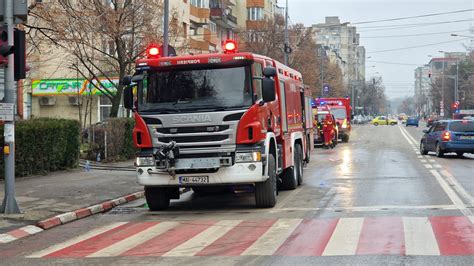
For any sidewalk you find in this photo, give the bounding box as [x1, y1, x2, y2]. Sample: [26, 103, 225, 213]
[0, 160, 141, 234]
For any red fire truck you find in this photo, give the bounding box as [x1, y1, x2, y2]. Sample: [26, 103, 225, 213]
[122, 41, 313, 210]
[314, 97, 352, 143]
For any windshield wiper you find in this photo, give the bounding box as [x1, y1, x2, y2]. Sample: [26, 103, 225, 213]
[140, 108, 180, 114]
[173, 99, 192, 105]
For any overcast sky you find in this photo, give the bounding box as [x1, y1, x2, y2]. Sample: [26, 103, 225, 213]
[287, 0, 473, 99]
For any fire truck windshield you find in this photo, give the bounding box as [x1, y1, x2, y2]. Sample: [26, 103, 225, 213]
[138, 66, 252, 113]
[330, 108, 347, 120]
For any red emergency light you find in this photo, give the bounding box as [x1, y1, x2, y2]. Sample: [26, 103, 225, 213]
[223, 40, 237, 54]
[146, 44, 160, 58]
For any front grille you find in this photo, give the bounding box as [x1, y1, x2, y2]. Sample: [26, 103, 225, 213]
[159, 135, 228, 143]
[157, 125, 229, 134]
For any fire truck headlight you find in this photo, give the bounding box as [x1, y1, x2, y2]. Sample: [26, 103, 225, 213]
[235, 151, 261, 163]
[136, 157, 155, 167]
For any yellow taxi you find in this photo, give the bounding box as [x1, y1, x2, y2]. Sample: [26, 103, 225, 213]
[371, 116, 398, 126]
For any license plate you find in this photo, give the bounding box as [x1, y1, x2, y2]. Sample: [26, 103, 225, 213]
[460, 136, 474, 140]
[179, 176, 209, 184]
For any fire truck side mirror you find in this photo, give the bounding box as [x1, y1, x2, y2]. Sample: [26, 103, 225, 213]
[262, 78, 276, 102]
[263, 67, 277, 77]
[121, 75, 132, 86]
[123, 86, 134, 110]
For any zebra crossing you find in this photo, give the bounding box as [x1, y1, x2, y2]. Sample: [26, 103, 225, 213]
[27, 216, 474, 258]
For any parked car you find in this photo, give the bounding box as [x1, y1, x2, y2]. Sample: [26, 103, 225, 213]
[406, 117, 419, 127]
[420, 120, 474, 157]
[371, 116, 398, 126]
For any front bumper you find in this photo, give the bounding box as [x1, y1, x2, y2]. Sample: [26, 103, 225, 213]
[136, 162, 265, 186]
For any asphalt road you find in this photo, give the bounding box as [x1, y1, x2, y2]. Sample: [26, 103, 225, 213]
[1, 123, 473, 265]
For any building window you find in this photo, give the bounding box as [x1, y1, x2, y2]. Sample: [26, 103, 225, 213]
[98, 95, 129, 122]
[190, 0, 208, 8]
[248, 7, 263, 21]
[209, 21, 217, 32]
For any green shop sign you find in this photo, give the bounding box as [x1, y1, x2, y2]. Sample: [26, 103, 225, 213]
[32, 78, 119, 96]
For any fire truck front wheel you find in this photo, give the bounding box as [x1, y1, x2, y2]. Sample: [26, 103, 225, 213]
[255, 154, 277, 208]
[145, 187, 170, 211]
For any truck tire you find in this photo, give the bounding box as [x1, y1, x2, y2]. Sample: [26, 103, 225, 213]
[145, 187, 170, 211]
[255, 154, 277, 208]
[295, 144, 304, 185]
[280, 144, 302, 190]
[342, 134, 349, 143]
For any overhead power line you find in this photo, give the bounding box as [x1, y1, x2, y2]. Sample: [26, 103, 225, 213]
[359, 19, 474, 32]
[367, 37, 471, 54]
[362, 30, 468, 38]
[351, 9, 474, 25]
[358, 19, 474, 29]
[366, 60, 422, 66]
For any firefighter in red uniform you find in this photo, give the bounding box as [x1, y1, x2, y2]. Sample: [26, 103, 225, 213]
[322, 114, 335, 149]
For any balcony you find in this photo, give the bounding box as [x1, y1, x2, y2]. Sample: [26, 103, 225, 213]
[190, 5, 210, 25]
[189, 37, 209, 52]
[246, 0, 265, 8]
[246, 20, 265, 30]
[210, 7, 238, 29]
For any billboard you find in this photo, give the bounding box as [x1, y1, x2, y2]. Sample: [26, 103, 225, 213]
[32, 78, 119, 96]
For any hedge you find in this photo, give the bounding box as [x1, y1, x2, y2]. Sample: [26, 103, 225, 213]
[85, 118, 135, 162]
[0, 118, 80, 178]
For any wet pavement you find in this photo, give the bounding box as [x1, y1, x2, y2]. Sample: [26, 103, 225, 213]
[1, 124, 473, 265]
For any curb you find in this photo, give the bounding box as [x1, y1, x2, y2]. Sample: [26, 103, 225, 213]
[0, 191, 144, 244]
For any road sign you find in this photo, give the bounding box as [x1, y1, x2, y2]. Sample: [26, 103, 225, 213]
[323, 85, 330, 93]
[0, 103, 14, 121]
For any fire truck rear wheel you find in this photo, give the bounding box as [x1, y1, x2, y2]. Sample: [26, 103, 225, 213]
[280, 144, 302, 190]
[255, 154, 277, 208]
[145, 187, 170, 211]
[342, 134, 349, 143]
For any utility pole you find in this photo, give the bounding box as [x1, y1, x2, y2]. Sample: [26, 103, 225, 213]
[455, 59, 459, 103]
[320, 47, 324, 97]
[163, 0, 169, 57]
[1, 0, 21, 214]
[284, 0, 289, 65]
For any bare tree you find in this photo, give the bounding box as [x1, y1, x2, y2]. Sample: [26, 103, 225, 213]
[239, 18, 344, 97]
[27, 0, 186, 118]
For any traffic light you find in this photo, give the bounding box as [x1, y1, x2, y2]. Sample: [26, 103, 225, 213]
[0, 27, 13, 65]
[14, 29, 26, 81]
[0, 27, 26, 80]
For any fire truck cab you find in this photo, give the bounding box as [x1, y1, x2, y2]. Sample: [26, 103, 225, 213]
[122, 42, 313, 210]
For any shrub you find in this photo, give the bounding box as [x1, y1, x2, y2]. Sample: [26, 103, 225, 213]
[0, 118, 80, 178]
[86, 118, 135, 162]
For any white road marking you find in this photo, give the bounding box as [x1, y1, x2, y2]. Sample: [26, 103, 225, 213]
[88, 221, 180, 258]
[322, 218, 364, 256]
[428, 159, 436, 163]
[399, 127, 417, 146]
[27, 222, 127, 258]
[275, 187, 301, 210]
[242, 218, 302, 256]
[420, 159, 427, 163]
[439, 169, 474, 207]
[424, 164, 433, 169]
[417, 156, 423, 158]
[163, 220, 242, 257]
[429, 170, 474, 223]
[403, 217, 440, 255]
[269, 204, 458, 213]
[433, 164, 442, 168]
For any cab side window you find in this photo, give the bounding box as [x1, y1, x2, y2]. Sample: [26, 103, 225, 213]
[252, 62, 263, 101]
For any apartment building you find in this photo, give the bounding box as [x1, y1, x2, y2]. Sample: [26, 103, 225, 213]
[311, 17, 366, 91]
[233, 0, 283, 30]
[414, 65, 431, 116]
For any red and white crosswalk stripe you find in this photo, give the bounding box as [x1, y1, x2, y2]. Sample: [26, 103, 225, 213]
[27, 216, 474, 258]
